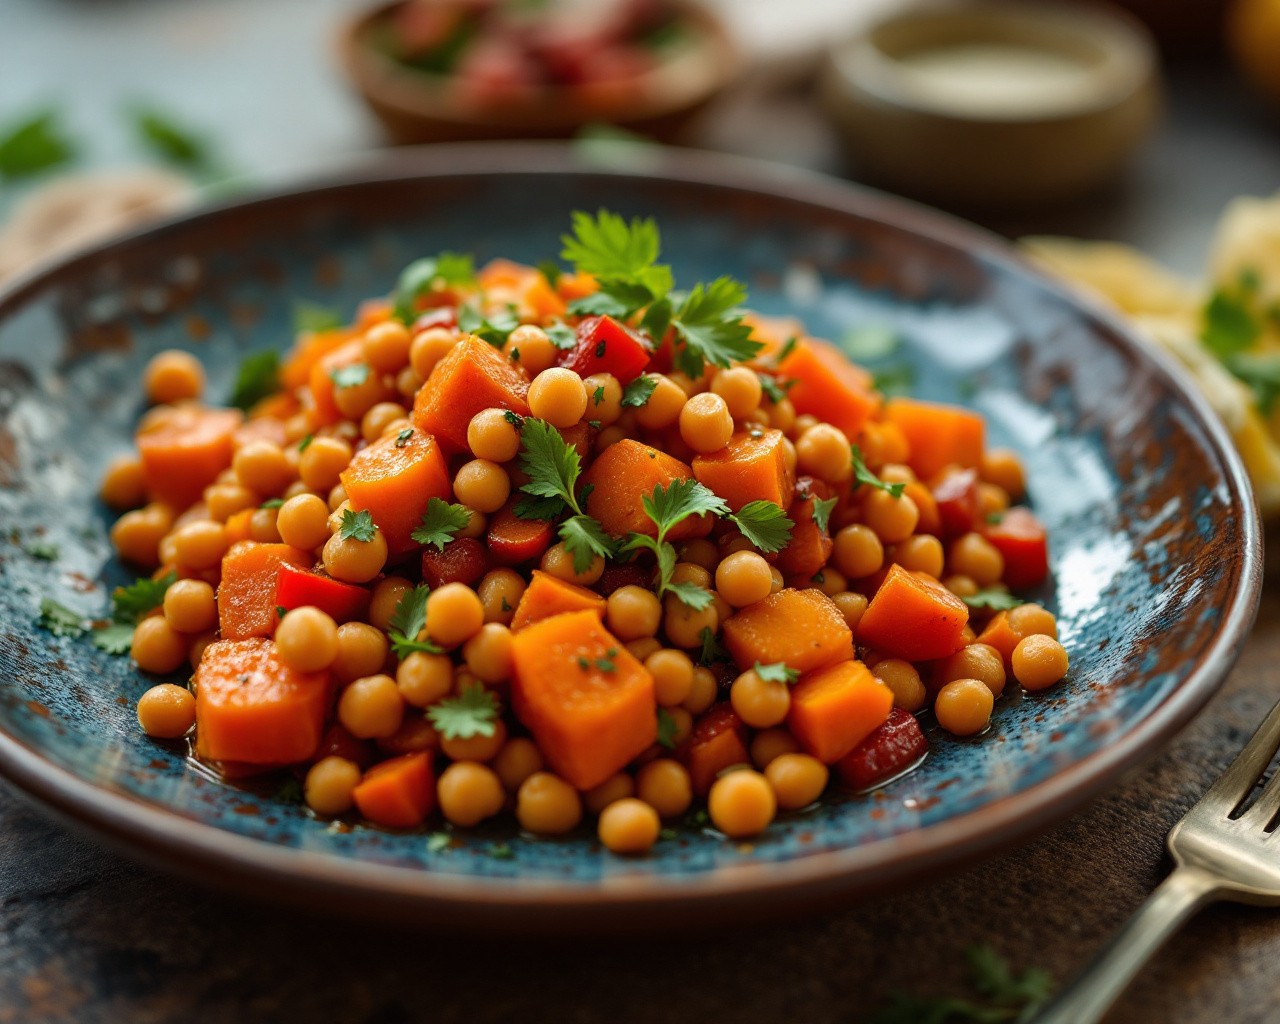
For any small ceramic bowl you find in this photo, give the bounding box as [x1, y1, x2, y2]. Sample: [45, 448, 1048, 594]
[820, 1, 1161, 209]
[337, 0, 741, 144]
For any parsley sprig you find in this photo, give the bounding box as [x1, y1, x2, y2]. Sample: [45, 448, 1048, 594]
[392, 253, 476, 324]
[515, 417, 614, 573]
[387, 585, 442, 659]
[754, 661, 799, 685]
[851, 444, 906, 499]
[38, 572, 179, 655]
[427, 684, 499, 740]
[338, 508, 377, 543]
[963, 588, 1025, 612]
[411, 498, 472, 551]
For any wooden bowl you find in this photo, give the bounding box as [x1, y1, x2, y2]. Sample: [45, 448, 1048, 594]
[336, 1, 741, 144]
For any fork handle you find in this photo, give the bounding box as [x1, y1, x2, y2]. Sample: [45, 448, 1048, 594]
[1034, 865, 1221, 1024]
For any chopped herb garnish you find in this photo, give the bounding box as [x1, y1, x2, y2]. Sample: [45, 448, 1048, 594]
[851, 444, 906, 498]
[229, 350, 280, 411]
[985, 511, 1005, 525]
[89, 622, 135, 655]
[621, 374, 658, 408]
[546, 322, 577, 350]
[293, 301, 343, 334]
[276, 605, 288, 619]
[502, 410, 525, 429]
[754, 661, 800, 685]
[24, 541, 59, 561]
[392, 253, 476, 323]
[427, 684, 499, 740]
[656, 707, 679, 749]
[872, 364, 916, 397]
[729, 500, 793, 554]
[757, 373, 793, 403]
[537, 260, 562, 288]
[298, 433, 314, 452]
[329, 362, 370, 389]
[592, 385, 606, 406]
[338, 508, 377, 543]
[811, 496, 838, 534]
[259, 498, 284, 510]
[489, 842, 514, 860]
[0, 110, 75, 180]
[131, 106, 214, 172]
[771, 335, 799, 367]
[1201, 287, 1259, 359]
[38, 598, 85, 639]
[659, 827, 679, 842]
[395, 427, 414, 448]
[841, 325, 899, 361]
[621, 480, 724, 609]
[273, 776, 304, 805]
[110, 571, 178, 624]
[427, 832, 452, 853]
[963, 588, 1024, 611]
[698, 626, 729, 666]
[1223, 350, 1280, 414]
[411, 497, 471, 551]
[457, 303, 518, 347]
[387, 584, 442, 658]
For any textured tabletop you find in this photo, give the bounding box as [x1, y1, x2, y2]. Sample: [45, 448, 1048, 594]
[4, 2, 1280, 1020]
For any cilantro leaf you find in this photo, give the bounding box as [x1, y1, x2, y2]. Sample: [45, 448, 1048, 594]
[754, 661, 799, 685]
[427, 684, 499, 740]
[38, 598, 86, 638]
[621, 374, 658, 408]
[537, 260, 561, 288]
[670, 277, 762, 376]
[387, 584, 442, 658]
[546, 322, 577, 350]
[260, 498, 284, 510]
[569, 283, 653, 319]
[293, 301, 343, 334]
[757, 372, 792, 403]
[411, 498, 472, 551]
[392, 253, 476, 323]
[457, 303, 518, 347]
[666, 579, 715, 610]
[517, 417, 586, 516]
[728, 500, 793, 554]
[656, 707, 679, 749]
[394, 427, 415, 448]
[967, 945, 1054, 1009]
[643, 479, 728, 538]
[427, 832, 452, 853]
[90, 622, 135, 655]
[558, 514, 615, 573]
[329, 363, 370, 389]
[132, 106, 213, 171]
[0, 110, 75, 180]
[963, 588, 1024, 611]
[699, 626, 729, 666]
[514, 493, 569, 521]
[811, 495, 838, 534]
[1201, 288, 1259, 359]
[489, 842, 514, 860]
[111, 571, 177, 623]
[229, 350, 280, 411]
[867, 946, 1054, 1024]
[338, 508, 377, 543]
[561, 210, 662, 283]
[852, 445, 906, 498]
[24, 541, 59, 561]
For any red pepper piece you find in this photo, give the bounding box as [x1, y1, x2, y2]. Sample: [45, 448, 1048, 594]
[412, 306, 458, 332]
[932, 467, 981, 540]
[421, 537, 489, 589]
[486, 499, 554, 566]
[676, 702, 750, 796]
[983, 506, 1050, 590]
[836, 708, 928, 790]
[275, 562, 371, 624]
[561, 315, 651, 383]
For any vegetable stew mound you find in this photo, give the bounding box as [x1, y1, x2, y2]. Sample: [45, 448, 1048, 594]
[93, 210, 1067, 855]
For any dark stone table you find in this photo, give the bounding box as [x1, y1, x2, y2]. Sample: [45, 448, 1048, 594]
[4, 3, 1280, 1020]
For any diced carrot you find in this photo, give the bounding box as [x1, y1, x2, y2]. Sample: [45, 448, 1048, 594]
[218, 542, 311, 640]
[581, 439, 708, 540]
[223, 508, 255, 546]
[280, 326, 360, 391]
[975, 611, 1023, 666]
[691, 429, 795, 512]
[510, 610, 656, 789]
[487, 499, 554, 565]
[233, 415, 288, 451]
[856, 564, 969, 661]
[411, 334, 530, 453]
[983, 507, 1049, 589]
[788, 659, 893, 764]
[742, 313, 805, 368]
[776, 476, 833, 579]
[556, 270, 598, 302]
[478, 257, 534, 291]
[356, 299, 393, 329]
[135, 404, 242, 509]
[308, 339, 367, 427]
[510, 569, 606, 631]
[560, 421, 594, 462]
[676, 703, 750, 796]
[421, 537, 489, 589]
[721, 588, 853, 673]
[339, 427, 451, 556]
[194, 637, 330, 764]
[352, 752, 436, 829]
[932, 467, 982, 539]
[247, 391, 301, 424]
[777, 339, 880, 439]
[883, 398, 985, 481]
[519, 272, 567, 321]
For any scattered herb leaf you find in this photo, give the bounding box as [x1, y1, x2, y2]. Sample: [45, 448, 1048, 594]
[132, 106, 213, 171]
[24, 541, 59, 561]
[338, 508, 377, 543]
[457, 303, 518, 347]
[293, 301, 343, 334]
[811, 496, 838, 534]
[427, 684, 500, 740]
[729, 500, 793, 554]
[621, 374, 658, 408]
[328, 362, 370, 389]
[395, 427, 414, 448]
[427, 832, 452, 853]
[259, 498, 284, 510]
[851, 444, 906, 498]
[698, 626, 729, 666]
[656, 707, 679, 749]
[754, 661, 800, 685]
[387, 584, 441, 658]
[0, 110, 75, 180]
[411, 497, 471, 551]
[392, 253, 476, 323]
[229, 350, 280, 411]
[963, 588, 1024, 611]
[38, 598, 85, 639]
[842, 324, 899, 361]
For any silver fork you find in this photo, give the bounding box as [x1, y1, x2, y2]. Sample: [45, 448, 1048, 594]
[1035, 700, 1280, 1023]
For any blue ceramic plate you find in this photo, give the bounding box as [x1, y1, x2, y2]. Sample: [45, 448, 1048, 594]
[0, 145, 1261, 931]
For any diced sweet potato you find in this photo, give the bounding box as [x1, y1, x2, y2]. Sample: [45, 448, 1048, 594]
[281, 326, 359, 391]
[510, 570, 606, 631]
[883, 398, 985, 481]
[135, 404, 242, 509]
[352, 752, 436, 829]
[218, 542, 311, 640]
[788, 659, 893, 764]
[581, 439, 708, 540]
[776, 476, 833, 579]
[777, 339, 879, 439]
[308, 339, 367, 427]
[510, 611, 656, 789]
[676, 702, 750, 796]
[720, 588, 853, 673]
[691, 429, 795, 512]
[339, 427, 451, 556]
[856, 564, 969, 661]
[412, 334, 529, 453]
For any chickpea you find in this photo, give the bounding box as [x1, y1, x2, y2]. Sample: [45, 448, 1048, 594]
[276, 493, 331, 551]
[188, 630, 217, 669]
[948, 533, 1004, 587]
[678, 392, 734, 454]
[540, 542, 604, 586]
[453, 459, 510, 514]
[477, 569, 525, 625]
[606, 585, 662, 641]
[769, 566, 785, 594]
[767, 396, 796, 434]
[796, 424, 853, 483]
[205, 483, 257, 522]
[730, 668, 792, 728]
[361, 402, 407, 444]
[440, 718, 507, 763]
[583, 772, 636, 815]
[504, 324, 558, 376]
[409, 326, 458, 378]
[1008, 603, 1058, 640]
[710, 366, 763, 419]
[338, 674, 404, 739]
[131, 617, 188, 674]
[136, 683, 195, 738]
[708, 770, 776, 839]
[304, 756, 361, 816]
[880, 463, 916, 486]
[462, 623, 515, 683]
[863, 489, 919, 544]
[939, 643, 1007, 697]
[274, 606, 339, 672]
[333, 622, 389, 683]
[750, 728, 801, 770]
[425, 583, 485, 647]
[328, 483, 349, 512]
[362, 320, 412, 373]
[528, 367, 588, 427]
[437, 761, 505, 827]
[100, 454, 147, 510]
[715, 551, 773, 608]
[765, 753, 829, 810]
[814, 567, 847, 597]
[645, 649, 695, 706]
[110, 507, 171, 568]
[626, 637, 663, 662]
[322, 529, 388, 584]
[598, 798, 660, 854]
[248, 507, 282, 544]
[793, 414, 820, 436]
[160, 578, 215, 634]
[833, 524, 884, 580]
[934, 678, 994, 736]
[168, 521, 228, 571]
[633, 374, 686, 429]
[299, 436, 352, 492]
[874, 659, 927, 712]
[943, 574, 980, 598]
[678, 538, 719, 571]
[662, 593, 718, 649]
[670, 562, 712, 591]
[233, 440, 293, 497]
[635, 759, 693, 818]
[583, 373, 623, 426]
[1012, 635, 1069, 691]
[516, 772, 583, 835]
[144, 349, 204, 404]
[333, 365, 391, 422]
[493, 737, 544, 791]
[595, 425, 626, 452]
[831, 591, 868, 631]
[894, 535, 945, 579]
[466, 408, 522, 462]
[369, 576, 413, 632]
[978, 483, 1010, 518]
[663, 706, 694, 748]
[456, 508, 486, 539]
[980, 448, 1026, 499]
[395, 651, 453, 707]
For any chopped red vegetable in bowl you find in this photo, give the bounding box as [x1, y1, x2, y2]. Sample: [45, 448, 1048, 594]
[100, 209, 1067, 855]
